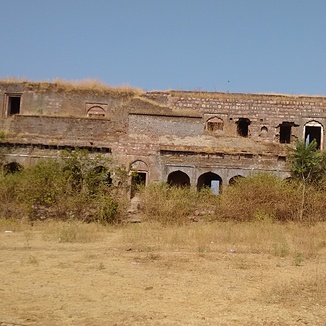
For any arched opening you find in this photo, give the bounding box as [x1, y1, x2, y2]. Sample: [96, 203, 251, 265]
[260, 126, 268, 137]
[167, 170, 190, 187]
[229, 175, 244, 185]
[236, 118, 251, 137]
[130, 160, 148, 198]
[304, 121, 323, 150]
[197, 172, 222, 194]
[3, 162, 23, 174]
[206, 117, 224, 133]
[87, 106, 106, 118]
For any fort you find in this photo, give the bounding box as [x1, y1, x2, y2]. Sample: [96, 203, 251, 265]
[1, 80, 325, 194]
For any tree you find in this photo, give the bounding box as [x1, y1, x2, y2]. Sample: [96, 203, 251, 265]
[290, 139, 322, 185]
[289, 139, 323, 220]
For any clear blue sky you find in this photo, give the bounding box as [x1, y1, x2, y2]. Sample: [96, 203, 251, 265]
[1, 0, 326, 95]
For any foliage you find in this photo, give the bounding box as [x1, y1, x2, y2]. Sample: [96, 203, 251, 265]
[0, 149, 127, 223]
[289, 140, 326, 220]
[217, 173, 301, 222]
[289, 140, 323, 185]
[139, 183, 219, 225]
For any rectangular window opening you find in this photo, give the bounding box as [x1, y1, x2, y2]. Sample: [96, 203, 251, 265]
[8, 96, 21, 115]
[280, 124, 292, 143]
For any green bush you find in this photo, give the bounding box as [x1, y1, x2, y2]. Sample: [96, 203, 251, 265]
[0, 150, 127, 223]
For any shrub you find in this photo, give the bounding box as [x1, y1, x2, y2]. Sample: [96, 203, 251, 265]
[0, 151, 127, 223]
[217, 173, 301, 222]
[138, 183, 219, 225]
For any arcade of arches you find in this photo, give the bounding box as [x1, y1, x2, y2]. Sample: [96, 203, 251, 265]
[167, 170, 244, 193]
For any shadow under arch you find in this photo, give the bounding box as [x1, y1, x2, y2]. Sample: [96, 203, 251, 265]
[197, 172, 222, 193]
[229, 175, 245, 185]
[3, 162, 23, 174]
[167, 170, 190, 187]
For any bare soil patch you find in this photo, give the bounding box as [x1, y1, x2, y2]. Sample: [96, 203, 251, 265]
[0, 221, 326, 325]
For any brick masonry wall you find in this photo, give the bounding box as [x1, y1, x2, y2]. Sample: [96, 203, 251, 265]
[162, 92, 326, 146]
[6, 115, 121, 147]
[2, 82, 326, 185]
[129, 113, 203, 137]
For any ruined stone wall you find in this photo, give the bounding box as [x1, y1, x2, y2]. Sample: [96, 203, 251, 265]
[152, 91, 326, 147]
[2, 81, 326, 187]
[4, 115, 120, 147]
[0, 82, 132, 123]
[129, 113, 203, 137]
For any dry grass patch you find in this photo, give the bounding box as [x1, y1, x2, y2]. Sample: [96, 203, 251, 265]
[121, 221, 326, 261]
[43, 220, 107, 243]
[265, 269, 326, 307]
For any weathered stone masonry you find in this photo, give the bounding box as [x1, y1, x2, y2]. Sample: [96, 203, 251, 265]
[1, 81, 325, 193]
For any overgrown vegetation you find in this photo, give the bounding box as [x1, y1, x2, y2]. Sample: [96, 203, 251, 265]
[1, 139, 325, 225]
[0, 149, 128, 223]
[139, 183, 219, 225]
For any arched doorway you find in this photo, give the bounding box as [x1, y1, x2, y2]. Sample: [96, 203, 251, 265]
[167, 170, 190, 187]
[304, 121, 323, 149]
[197, 172, 222, 194]
[130, 160, 148, 198]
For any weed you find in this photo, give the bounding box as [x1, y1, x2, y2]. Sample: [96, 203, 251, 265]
[293, 251, 304, 266]
[273, 242, 290, 257]
[23, 231, 33, 249]
[97, 262, 105, 270]
[45, 221, 104, 243]
[28, 255, 39, 265]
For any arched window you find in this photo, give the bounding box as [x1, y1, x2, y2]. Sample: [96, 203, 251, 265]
[206, 117, 224, 133]
[87, 106, 106, 118]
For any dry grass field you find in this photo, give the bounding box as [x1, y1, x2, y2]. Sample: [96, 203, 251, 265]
[1, 219, 326, 326]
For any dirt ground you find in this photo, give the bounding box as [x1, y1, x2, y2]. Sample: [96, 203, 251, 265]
[1, 222, 326, 326]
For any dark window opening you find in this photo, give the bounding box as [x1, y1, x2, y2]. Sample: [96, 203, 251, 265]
[279, 123, 292, 143]
[131, 172, 147, 198]
[278, 156, 286, 162]
[237, 118, 250, 137]
[305, 126, 321, 149]
[167, 170, 190, 187]
[8, 96, 21, 115]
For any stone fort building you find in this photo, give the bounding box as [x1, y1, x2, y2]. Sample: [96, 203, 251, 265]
[1, 80, 325, 193]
